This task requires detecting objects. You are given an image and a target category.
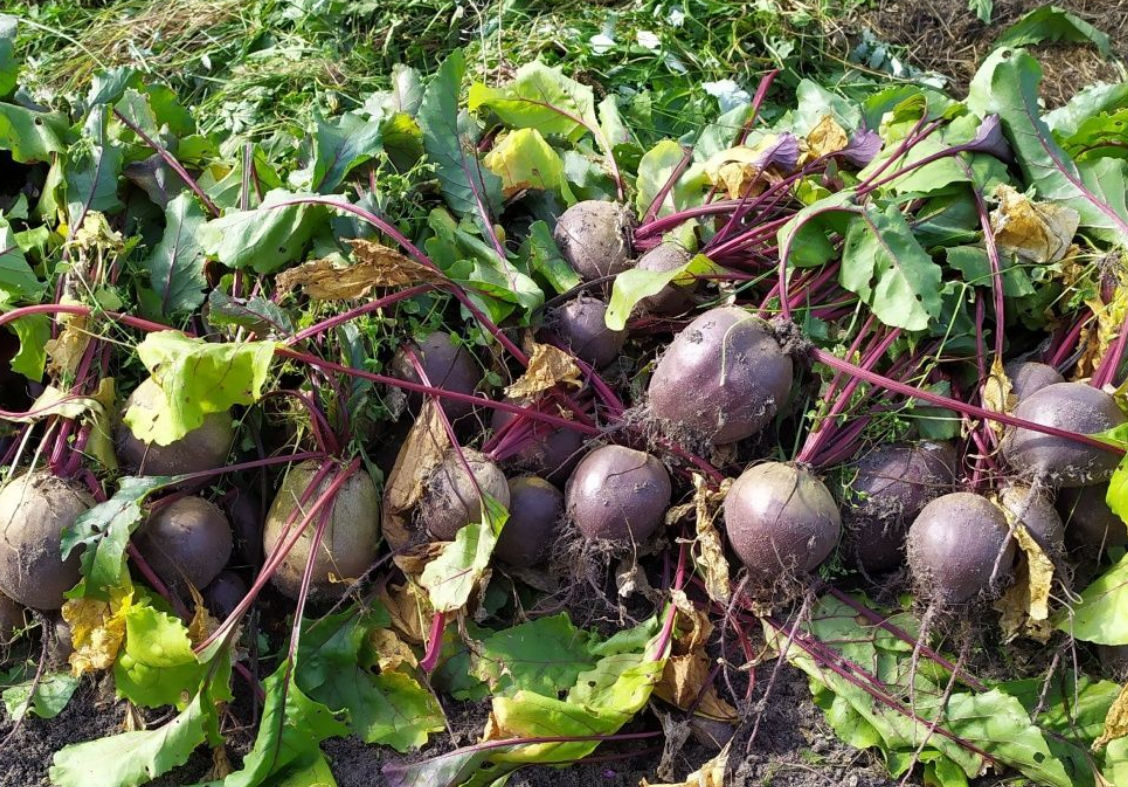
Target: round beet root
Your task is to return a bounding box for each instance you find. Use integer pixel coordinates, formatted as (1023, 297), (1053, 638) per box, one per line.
(549, 296), (627, 370)
(494, 477), (563, 567)
(844, 442), (957, 574)
(0, 592), (25, 641)
(997, 485), (1065, 554)
(117, 378), (234, 476)
(648, 307), (793, 444)
(566, 445), (671, 543)
(637, 242), (694, 315)
(1058, 483), (1128, 554)
(0, 473), (93, 610)
(204, 571), (248, 620)
(1003, 383), (1125, 487)
(419, 449), (510, 541)
(490, 407), (584, 485)
(390, 331), (482, 421)
(553, 200), (633, 281)
(225, 487), (264, 567)
(907, 493), (1015, 604)
(724, 462), (840, 581)
(135, 497), (233, 591)
(263, 461), (381, 600)
(1004, 361), (1064, 402)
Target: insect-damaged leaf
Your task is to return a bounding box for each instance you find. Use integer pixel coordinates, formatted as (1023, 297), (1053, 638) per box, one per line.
(123, 332), (274, 446)
(839, 203), (942, 331)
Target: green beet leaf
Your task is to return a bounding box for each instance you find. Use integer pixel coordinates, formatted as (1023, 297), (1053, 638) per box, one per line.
(470, 613), (597, 697)
(0, 216), (44, 303)
(518, 220), (582, 296)
(66, 106), (125, 229)
(0, 104), (67, 164)
(123, 331), (275, 446)
(206, 290), (295, 337)
(1055, 549), (1128, 645)
(995, 5), (1110, 56)
(1044, 83), (1128, 138)
(4, 311), (49, 381)
(307, 112), (384, 194)
(197, 189), (326, 274)
(420, 496), (506, 613)
(2, 671), (80, 723)
(605, 252), (719, 330)
(468, 61), (598, 144)
(114, 604), (206, 709)
(839, 203), (942, 331)
(635, 139), (706, 218)
(146, 193), (208, 318)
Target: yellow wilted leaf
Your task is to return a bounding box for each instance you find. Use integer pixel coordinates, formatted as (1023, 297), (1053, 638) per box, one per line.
(806, 114), (849, 159)
(504, 342), (582, 401)
(370, 627), (419, 671)
(186, 584), (220, 647)
(275, 240), (443, 300)
(381, 399), (451, 550)
(703, 136), (787, 199)
(991, 184), (1080, 264)
(62, 586), (134, 676)
(1095, 682), (1128, 750)
(653, 652), (738, 722)
(670, 475), (733, 604)
(982, 357), (1015, 437)
(993, 520), (1055, 643)
(641, 744), (729, 787)
(1074, 279), (1128, 382)
(45, 304), (91, 379)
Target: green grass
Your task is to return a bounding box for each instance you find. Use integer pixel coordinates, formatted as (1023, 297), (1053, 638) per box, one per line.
(3, 0), (871, 138)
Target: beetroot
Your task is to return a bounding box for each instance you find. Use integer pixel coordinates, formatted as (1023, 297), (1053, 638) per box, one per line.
(566, 445), (671, 543)
(117, 379), (234, 476)
(0, 473), (93, 610)
(0, 592), (24, 641)
(844, 442), (957, 574)
(490, 406), (584, 485)
(1002, 382), (1125, 487)
(419, 449), (510, 541)
(648, 307), (793, 444)
(907, 493), (1015, 604)
(262, 461), (381, 600)
(389, 331), (482, 421)
(637, 242), (694, 315)
(494, 477), (563, 567)
(1004, 361), (1064, 402)
(135, 496), (233, 591)
(203, 571), (247, 620)
(548, 296), (627, 369)
(996, 484), (1064, 554)
(723, 462), (840, 581)
(1057, 483), (1128, 554)
(553, 200), (633, 281)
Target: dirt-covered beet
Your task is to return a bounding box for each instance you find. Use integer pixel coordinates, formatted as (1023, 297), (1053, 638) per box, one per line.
(135, 497), (233, 591)
(552, 200), (633, 281)
(548, 296), (627, 369)
(0, 592), (25, 641)
(419, 449), (510, 541)
(116, 378), (234, 476)
(1004, 361), (1064, 402)
(997, 485), (1065, 554)
(262, 461), (381, 600)
(648, 306), (793, 444)
(843, 442), (957, 574)
(637, 242), (694, 315)
(1057, 483), (1128, 553)
(565, 445), (671, 543)
(224, 487), (263, 567)
(490, 407), (584, 485)
(203, 571), (247, 620)
(1002, 382), (1125, 487)
(389, 331), (482, 421)
(0, 473), (93, 610)
(907, 492), (1016, 604)
(494, 477), (563, 567)
(723, 462), (840, 581)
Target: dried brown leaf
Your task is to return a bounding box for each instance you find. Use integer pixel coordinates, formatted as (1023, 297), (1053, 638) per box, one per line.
(982, 356), (1015, 437)
(186, 584), (219, 648)
(993, 524), (1055, 643)
(378, 581), (432, 645)
(641, 744), (729, 787)
(45, 310), (91, 379)
(1095, 681), (1128, 750)
(275, 240), (443, 300)
(370, 627), (419, 671)
(991, 184), (1080, 264)
(504, 343), (582, 401)
(806, 115), (849, 159)
(381, 399), (451, 550)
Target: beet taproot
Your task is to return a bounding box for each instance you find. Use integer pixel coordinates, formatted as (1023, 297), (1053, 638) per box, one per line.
(997, 484), (1065, 554)
(648, 307), (792, 444)
(1002, 382), (1125, 487)
(566, 445), (671, 543)
(0, 473), (93, 610)
(553, 200), (633, 281)
(389, 331), (482, 421)
(637, 242), (694, 315)
(723, 462), (840, 581)
(548, 296), (627, 370)
(262, 461), (381, 600)
(490, 406), (584, 485)
(135, 497), (233, 591)
(494, 476), (563, 567)
(907, 492), (1015, 604)
(116, 378), (234, 476)
(419, 449), (510, 541)
(1057, 483), (1128, 554)
(1004, 361), (1064, 402)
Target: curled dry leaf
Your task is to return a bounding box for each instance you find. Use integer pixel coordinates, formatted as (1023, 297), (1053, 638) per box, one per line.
(982, 357), (1015, 437)
(381, 399), (451, 550)
(1074, 280), (1128, 382)
(805, 114), (850, 160)
(654, 591), (737, 722)
(44, 309), (91, 379)
(275, 239), (443, 300)
(186, 585), (220, 648)
(703, 135), (791, 200)
(994, 524), (1055, 643)
(370, 627), (419, 672)
(641, 744), (729, 787)
(666, 475), (732, 604)
(1094, 682), (1128, 751)
(991, 184), (1080, 264)
(378, 581), (432, 645)
(61, 586), (134, 676)
(504, 342), (582, 401)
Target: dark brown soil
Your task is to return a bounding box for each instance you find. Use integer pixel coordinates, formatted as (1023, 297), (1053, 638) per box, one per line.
(859, 0), (1128, 103)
